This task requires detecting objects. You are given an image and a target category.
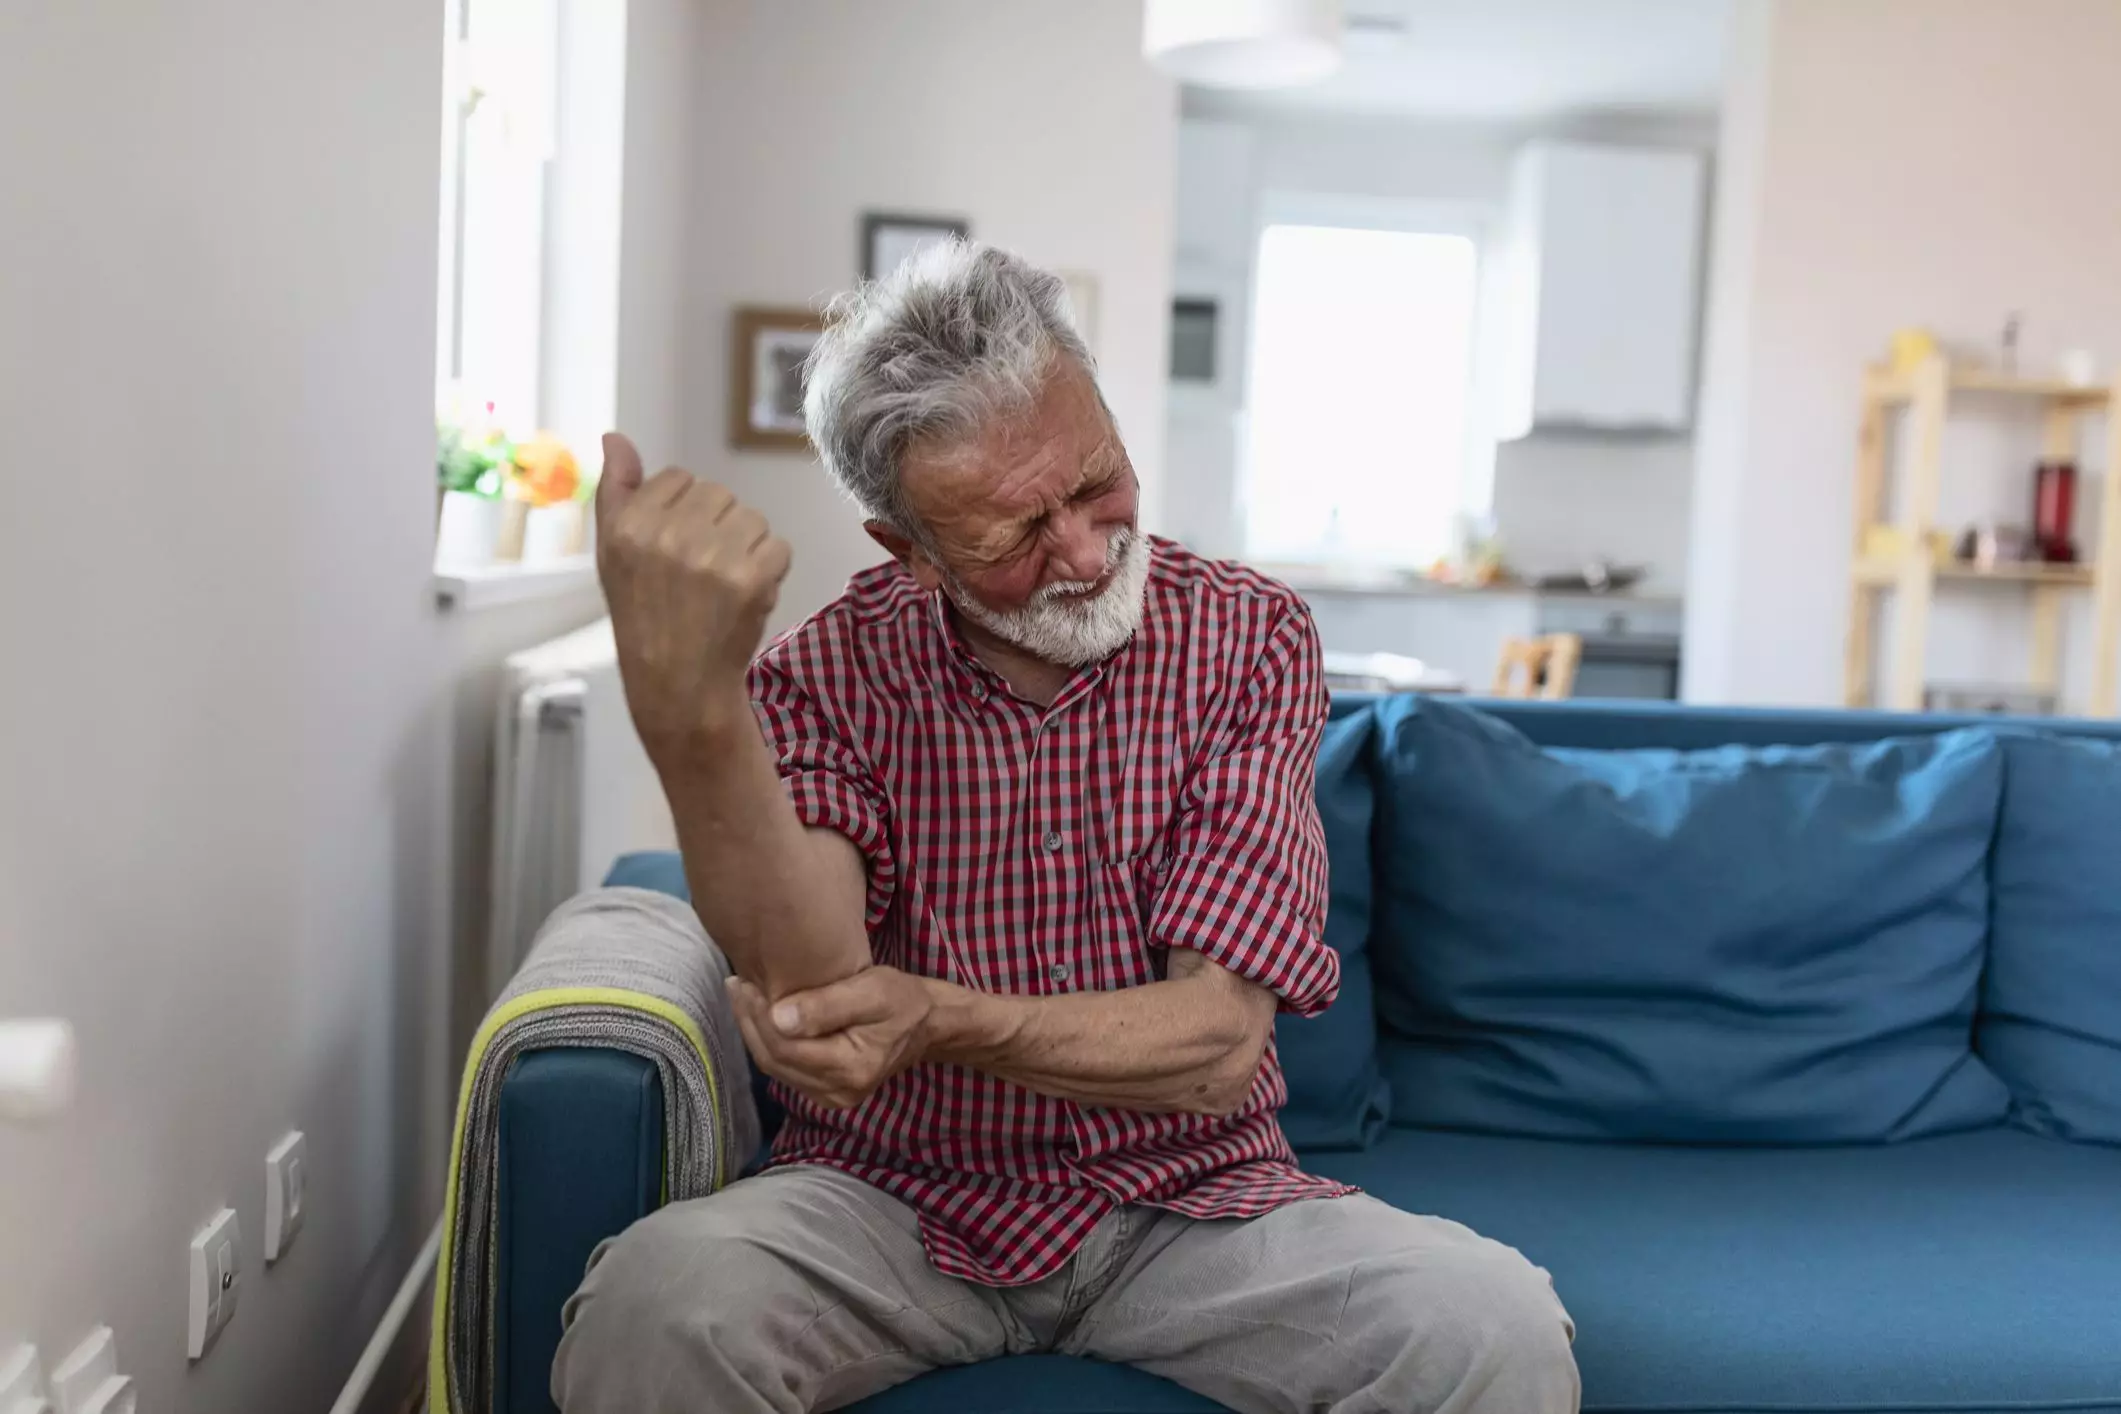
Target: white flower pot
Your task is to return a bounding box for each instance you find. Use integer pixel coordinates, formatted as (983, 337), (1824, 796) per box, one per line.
(521, 502), (586, 564)
(434, 491), (504, 568)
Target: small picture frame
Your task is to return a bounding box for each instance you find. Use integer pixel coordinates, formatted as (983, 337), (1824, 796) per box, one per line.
(862, 212), (970, 281)
(730, 306), (824, 451)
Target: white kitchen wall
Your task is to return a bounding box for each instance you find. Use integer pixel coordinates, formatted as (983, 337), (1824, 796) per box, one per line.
(678, 0), (1178, 635)
(1688, 0), (2121, 708)
(1491, 434), (1695, 592)
(1167, 105), (1712, 586)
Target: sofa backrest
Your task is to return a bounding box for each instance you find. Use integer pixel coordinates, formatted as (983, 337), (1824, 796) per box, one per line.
(1337, 693), (2121, 1149)
(1331, 690), (2121, 751)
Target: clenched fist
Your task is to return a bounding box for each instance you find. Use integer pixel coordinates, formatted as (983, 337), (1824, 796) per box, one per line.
(596, 432), (792, 766)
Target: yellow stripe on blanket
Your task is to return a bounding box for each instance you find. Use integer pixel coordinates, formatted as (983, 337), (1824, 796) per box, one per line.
(428, 986), (721, 1414)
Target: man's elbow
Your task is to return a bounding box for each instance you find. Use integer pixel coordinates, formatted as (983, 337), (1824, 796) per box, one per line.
(1179, 1015), (1274, 1117)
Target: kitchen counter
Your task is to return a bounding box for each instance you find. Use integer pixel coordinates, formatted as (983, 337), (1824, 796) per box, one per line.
(1274, 567), (1684, 700)
(1260, 566), (1681, 612)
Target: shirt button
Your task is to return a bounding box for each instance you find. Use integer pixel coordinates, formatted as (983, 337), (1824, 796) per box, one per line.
(1042, 830), (1063, 854)
(1048, 963), (1072, 984)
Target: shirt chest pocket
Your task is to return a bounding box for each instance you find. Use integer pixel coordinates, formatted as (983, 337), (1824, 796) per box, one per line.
(1087, 767), (1181, 987)
(1091, 744), (1183, 866)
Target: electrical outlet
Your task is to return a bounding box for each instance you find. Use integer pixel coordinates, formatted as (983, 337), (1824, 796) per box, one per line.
(187, 1207), (240, 1359)
(265, 1130), (307, 1262)
(48, 1330), (131, 1414)
(0, 1343), (51, 1414)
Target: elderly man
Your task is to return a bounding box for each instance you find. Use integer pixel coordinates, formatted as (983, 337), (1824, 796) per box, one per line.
(556, 243), (1577, 1413)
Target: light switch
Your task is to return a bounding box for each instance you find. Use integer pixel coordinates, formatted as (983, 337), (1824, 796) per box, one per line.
(265, 1130), (307, 1262)
(187, 1206), (240, 1359)
(48, 1329), (131, 1414)
(0, 1343), (50, 1414)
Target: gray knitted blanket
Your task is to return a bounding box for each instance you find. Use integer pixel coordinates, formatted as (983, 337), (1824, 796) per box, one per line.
(428, 887), (758, 1414)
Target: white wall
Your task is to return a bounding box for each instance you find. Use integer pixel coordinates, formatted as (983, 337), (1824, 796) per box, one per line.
(615, 0), (701, 469)
(1687, 0), (2121, 707)
(1167, 107), (1710, 589)
(573, 0), (1179, 870)
(0, 1), (648, 1407)
(0, 2), (446, 1409)
(678, 0), (1179, 635)
(1490, 434), (1696, 593)
(567, 0), (704, 878)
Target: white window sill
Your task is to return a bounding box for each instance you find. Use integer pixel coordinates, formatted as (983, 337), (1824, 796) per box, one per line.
(434, 555), (600, 611)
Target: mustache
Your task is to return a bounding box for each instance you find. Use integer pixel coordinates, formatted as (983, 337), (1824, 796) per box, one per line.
(1034, 529), (1134, 604)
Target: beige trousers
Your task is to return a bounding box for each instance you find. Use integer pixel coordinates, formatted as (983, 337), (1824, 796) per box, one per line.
(553, 1162), (1577, 1414)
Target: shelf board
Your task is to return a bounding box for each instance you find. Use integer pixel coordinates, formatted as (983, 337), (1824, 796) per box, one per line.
(1853, 556), (2095, 588)
(1869, 362), (2110, 406)
(433, 555), (600, 610)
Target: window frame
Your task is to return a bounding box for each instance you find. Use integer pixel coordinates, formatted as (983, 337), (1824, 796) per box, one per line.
(435, 0), (560, 436)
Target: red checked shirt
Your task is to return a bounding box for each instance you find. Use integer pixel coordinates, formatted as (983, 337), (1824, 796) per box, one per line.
(747, 536), (1352, 1286)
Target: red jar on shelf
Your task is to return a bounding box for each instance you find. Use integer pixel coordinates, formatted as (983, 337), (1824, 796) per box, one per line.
(2034, 459), (2078, 563)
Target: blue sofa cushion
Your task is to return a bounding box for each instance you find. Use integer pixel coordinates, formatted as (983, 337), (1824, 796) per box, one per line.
(1274, 709), (1391, 1150)
(603, 849), (690, 896)
(1371, 695), (2012, 1143)
(1308, 1126), (2121, 1413)
(849, 1355), (1223, 1413)
(1984, 733), (2121, 1143)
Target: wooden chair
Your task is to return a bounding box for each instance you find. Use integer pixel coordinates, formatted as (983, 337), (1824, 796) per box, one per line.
(1491, 633), (1583, 700)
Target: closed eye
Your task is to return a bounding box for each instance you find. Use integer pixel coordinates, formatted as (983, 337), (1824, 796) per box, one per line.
(1073, 467), (1121, 504)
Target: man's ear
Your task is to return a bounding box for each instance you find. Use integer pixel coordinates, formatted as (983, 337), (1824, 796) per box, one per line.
(864, 520), (945, 593)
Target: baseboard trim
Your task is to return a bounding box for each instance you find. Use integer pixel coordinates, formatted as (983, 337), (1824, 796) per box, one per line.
(333, 1219), (443, 1414)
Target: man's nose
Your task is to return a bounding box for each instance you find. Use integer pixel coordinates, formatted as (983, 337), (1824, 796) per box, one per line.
(1045, 516), (1110, 587)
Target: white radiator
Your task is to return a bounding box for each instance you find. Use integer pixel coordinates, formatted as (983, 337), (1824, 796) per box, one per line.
(485, 619), (610, 997)
(485, 619), (675, 998)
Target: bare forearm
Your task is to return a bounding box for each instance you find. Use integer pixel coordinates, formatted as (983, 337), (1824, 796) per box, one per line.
(656, 700), (870, 1000)
(922, 957), (1273, 1115)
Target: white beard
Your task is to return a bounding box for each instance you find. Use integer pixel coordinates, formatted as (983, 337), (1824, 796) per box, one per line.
(943, 528), (1150, 668)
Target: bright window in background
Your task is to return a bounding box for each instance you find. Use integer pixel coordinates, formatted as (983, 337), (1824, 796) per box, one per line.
(1241, 223), (1479, 568)
(435, 0), (557, 433)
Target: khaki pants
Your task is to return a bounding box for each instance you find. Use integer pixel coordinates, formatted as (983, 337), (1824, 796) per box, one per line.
(553, 1163), (1577, 1414)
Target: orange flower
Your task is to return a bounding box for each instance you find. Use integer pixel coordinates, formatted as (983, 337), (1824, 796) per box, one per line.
(512, 432), (580, 508)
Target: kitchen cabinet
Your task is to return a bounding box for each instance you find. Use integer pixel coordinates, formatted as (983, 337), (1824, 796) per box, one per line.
(1491, 141), (1706, 438)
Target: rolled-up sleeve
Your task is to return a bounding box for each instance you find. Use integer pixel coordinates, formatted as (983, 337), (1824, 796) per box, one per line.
(1148, 605), (1340, 1016)
(748, 652), (897, 932)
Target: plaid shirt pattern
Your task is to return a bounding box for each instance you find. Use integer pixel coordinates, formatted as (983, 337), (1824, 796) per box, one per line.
(747, 537), (1352, 1286)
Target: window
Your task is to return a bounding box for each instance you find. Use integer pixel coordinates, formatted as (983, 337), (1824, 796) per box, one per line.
(1240, 219), (1480, 569)
(436, 0), (558, 433)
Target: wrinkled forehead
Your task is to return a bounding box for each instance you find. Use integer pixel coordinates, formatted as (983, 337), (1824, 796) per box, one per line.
(899, 362), (1122, 530)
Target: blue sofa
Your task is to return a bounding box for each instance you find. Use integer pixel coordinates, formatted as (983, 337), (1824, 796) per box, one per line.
(491, 697), (2121, 1414)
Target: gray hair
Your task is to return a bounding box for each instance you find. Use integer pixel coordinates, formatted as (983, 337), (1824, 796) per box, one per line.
(802, 240), (1094, 534)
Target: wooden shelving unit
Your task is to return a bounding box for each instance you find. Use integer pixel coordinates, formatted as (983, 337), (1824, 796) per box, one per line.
(1844, 355), (2121, 715)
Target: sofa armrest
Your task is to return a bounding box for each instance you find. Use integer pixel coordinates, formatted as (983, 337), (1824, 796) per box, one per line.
(492, 1047), (665, 1414)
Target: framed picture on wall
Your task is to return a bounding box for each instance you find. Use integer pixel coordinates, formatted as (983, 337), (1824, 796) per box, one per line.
(861, 212), (970, 280)
(730, 306), (824, 451)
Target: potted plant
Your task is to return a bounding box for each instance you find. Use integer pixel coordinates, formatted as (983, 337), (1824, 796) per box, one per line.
(435, 394), (511, 567)
(509, 432), (589, 563)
